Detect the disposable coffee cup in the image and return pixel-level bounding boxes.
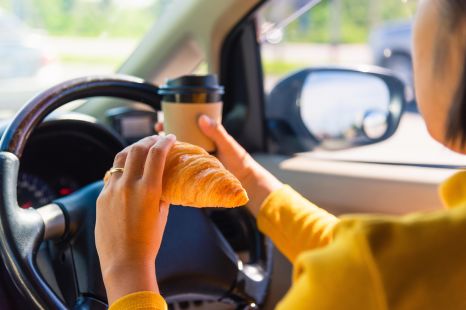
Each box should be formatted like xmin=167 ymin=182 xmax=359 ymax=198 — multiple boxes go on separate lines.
xmin=158 ymin=75 xmax=224 ymax=152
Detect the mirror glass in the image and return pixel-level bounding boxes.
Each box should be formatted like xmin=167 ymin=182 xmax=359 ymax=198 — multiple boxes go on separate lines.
xmin=300 ymin=71 xmax=390 ymax=148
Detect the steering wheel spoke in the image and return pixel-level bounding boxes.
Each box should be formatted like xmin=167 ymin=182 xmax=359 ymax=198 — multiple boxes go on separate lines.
xmin=36 ymin=204 xmax=65 ymax=241
xmin=0 ymin=152 xmax=66 ymax=309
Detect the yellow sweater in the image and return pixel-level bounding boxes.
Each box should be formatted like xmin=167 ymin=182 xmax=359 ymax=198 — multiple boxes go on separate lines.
xmin=110 ymin=171 xmax=466 ymax=310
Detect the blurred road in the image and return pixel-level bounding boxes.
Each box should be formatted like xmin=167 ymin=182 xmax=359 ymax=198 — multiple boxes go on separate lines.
xmin=0 ymin=38 xmax=138 ymax=118
xmin=262 ymin=43 xmax=372 ymax=92
xmin=310 ymin=112 xmax=466 ymax=166
xmin=262 ymin=43 xmax=372 ymax=66
xmin=49 ymin=37 xmax=138 ymax=59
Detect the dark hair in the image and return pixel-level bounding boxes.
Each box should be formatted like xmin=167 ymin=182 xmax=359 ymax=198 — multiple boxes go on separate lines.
xmin=443 ymin=0 xmax=466 ymax=144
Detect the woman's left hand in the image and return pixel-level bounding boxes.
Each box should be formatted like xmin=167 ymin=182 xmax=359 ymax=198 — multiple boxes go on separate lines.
xmin=95 ymin=134 xmax=176 ymax=305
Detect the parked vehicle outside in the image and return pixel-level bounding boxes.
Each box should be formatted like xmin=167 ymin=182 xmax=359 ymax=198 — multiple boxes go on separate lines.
xmin=0 ymin=2 xmax=153 ymax=119
xmin=369 ymin=20 xmax=415 ymax=104
xmin=0 ymin=9 xmax=59 ymax=118
xmin=0 ymin=9 xmax=56 ymax=79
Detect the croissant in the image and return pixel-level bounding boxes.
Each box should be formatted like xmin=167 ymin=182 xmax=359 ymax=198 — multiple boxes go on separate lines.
xmin=161 ymin=141 xmax=249 ymax=208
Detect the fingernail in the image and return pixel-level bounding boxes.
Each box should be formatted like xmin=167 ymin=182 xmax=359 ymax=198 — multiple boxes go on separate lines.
xmin=166 ymin=134 xmax=176 ymax=141
xmin=200 ymin=114 xmax=213 ymax=125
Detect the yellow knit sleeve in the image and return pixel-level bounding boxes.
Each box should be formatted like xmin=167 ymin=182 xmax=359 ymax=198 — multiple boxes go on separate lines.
xmin=275 ymin=222 xmax=385 ymax=310
xmin=257 ymin=185 xmax=339 ymax=263
xmin=109 ymin=291 xmax=167 ymax=310
xmin=439 ymin=170 xmax=466 ymax=209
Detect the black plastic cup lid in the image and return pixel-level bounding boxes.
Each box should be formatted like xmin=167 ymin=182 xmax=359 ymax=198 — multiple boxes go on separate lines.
xmin=158 ymin=74 xmax=224 ymax=95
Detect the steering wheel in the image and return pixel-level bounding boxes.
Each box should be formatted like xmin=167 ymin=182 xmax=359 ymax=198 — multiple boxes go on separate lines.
xmin=0 ymin=76 xmax=272 ymax=309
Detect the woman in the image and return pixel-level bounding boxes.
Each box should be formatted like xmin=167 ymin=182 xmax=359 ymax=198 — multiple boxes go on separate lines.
xmin=96 ymin=0 xmax=466 ymax=308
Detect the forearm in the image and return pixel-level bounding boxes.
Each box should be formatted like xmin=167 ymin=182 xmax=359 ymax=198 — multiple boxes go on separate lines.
xmin=103 ymin=262 xmax=159 ymax=305
xmin=257 ymin=185 xmax=339 ymax=263
xmin=241 ymin=161 xmax=284 ymax=217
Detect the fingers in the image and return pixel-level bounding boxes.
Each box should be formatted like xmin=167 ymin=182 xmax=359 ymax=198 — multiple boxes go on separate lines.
xmin=121 ymin=136 xmax=160 ymax=182
xmin=158 ymin=115 xmax=232 ymax=150
xmin=198 ymin=115 xmax=228 ymax=143
xmin=198 ymin=115 xmax=241 ymax=152
xmin=113 ymin=135 xmax=161 ymax=169
xmin=104 ymin=150 xmax=127 ymax=187
xmin=113 ymin=151 xmax=127 ymax=169
xmin=158 ymin=202 xmax=170 ymax=223
xmin=143 ymin=134 xmax=176 ymax=189
xmin=155 ymin=122 xmax=164 ymax=133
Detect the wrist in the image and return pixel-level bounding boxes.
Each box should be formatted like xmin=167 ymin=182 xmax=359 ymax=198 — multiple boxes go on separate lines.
xmin=241 ymin=163 xmax=283 ymax=217
xmin=102 ymin=261 xmax=159 ymax=305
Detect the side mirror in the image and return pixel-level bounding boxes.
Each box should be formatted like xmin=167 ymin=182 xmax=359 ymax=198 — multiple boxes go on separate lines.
xmin=266 ymin=67 xmax=406 ymax=154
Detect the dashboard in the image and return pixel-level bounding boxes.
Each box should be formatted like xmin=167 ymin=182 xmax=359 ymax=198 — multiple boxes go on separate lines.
xmin=13 ymin=115 xmax=125 ymax=209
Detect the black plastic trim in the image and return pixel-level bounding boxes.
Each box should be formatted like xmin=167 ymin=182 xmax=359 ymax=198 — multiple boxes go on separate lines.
xmin=220 ymin=1 xmax=268 ymax=153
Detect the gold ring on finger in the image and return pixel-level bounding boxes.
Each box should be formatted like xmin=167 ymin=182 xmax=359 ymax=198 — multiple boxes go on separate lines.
xmin=103 ymin=167 xmax=125 ymax=184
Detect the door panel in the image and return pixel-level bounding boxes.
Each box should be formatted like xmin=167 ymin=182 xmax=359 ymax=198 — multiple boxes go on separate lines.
xmin=254 ymin=154 xmax=456 ymax=216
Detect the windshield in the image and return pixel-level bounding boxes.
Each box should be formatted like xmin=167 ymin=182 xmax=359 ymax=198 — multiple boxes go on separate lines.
xmin=0 ymin=0 xmax=164 ymax=119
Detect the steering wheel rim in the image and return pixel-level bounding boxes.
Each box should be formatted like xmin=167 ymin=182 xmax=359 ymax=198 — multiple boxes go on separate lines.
xmin=0 ymin=75 xmax=272 ymax=309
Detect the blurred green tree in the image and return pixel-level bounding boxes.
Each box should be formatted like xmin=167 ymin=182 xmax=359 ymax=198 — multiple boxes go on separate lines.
xmin=285 ymin=0 xmax=417 ymax=43
xmin=1 ymin=0 xmax=160 ymax=37
xmin=1 ymin=0 xmax=416 ymax=41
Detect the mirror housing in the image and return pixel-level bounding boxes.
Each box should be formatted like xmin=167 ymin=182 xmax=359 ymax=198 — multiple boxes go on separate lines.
xmin=266 ymin=66 xmax=406 ymax=154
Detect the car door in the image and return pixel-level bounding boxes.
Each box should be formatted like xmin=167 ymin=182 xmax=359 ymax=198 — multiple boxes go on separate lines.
xmin=233 ymin=0 xmax=466 ymax=308
xmin=255 ymin=0 xmax=466 ymax=216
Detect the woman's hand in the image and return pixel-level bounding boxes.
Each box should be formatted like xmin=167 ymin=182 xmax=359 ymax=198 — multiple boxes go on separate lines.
xmin=95 ymin=134 xmax=176 ymax=305
xmin=157 ymin=116 xmax=282 ymax=216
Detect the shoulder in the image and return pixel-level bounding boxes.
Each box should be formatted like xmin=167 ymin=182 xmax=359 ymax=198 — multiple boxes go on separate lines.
xmin=292 ymin=208 xmax=466 ymax=309
xmin=281 ymin=228 xmax=386 ymax=309
xmin=335 ymin=207 xmax=466 ymax=253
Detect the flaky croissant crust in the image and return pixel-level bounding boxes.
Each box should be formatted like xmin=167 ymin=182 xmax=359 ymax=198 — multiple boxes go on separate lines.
xmin=161 ymin=141 xmax=249 ymax=208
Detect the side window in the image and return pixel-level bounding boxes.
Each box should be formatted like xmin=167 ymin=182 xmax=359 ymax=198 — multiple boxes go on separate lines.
xmin=259 ymin=0 xmax=466 ymax=166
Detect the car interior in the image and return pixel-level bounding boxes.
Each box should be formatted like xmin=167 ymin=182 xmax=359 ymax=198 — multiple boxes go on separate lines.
xmin=0 ymin=0 xmax=460 ymax=309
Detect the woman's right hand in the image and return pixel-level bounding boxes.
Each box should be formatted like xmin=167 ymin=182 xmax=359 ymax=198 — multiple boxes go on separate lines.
xmin=156 ymin=115 xmax=282 ymax=216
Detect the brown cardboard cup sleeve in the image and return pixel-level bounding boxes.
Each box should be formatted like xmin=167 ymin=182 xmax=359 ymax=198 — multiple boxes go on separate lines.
xmin=162 ymin=102 xmax=222 ymax=152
